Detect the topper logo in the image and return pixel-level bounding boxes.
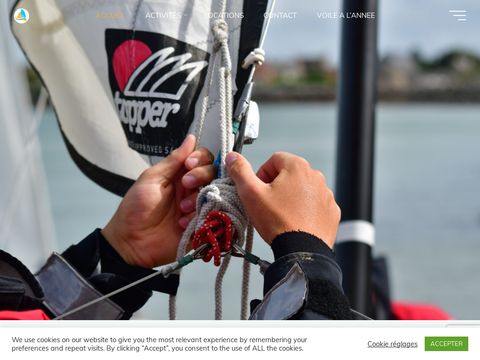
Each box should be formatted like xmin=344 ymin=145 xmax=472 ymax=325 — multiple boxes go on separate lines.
xmin=114 ymin=91 xmax=180 ymax=133
xmin=106 ymin=29 xmax=209 ymax=156
xmin=122 ymin=47 xmax=207 ymax=101
xmin=111 ymin=42 xmax=207 ymax=134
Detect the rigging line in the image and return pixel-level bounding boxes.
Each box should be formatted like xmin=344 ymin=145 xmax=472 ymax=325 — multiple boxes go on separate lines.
xmin=53 ymin=270 xmax=164 ymax=320
xmin=246 ymin=0 xmax=277 ymax=84
xmin=259 ymin=0 xmax=277 ymax=49
xmin=130 ymin=0 xmax=144 ymax=30
xmin=228 ymin=0 xmax=277 ymax=318
xmin=52 ymin=244 xmax=208 ymax=320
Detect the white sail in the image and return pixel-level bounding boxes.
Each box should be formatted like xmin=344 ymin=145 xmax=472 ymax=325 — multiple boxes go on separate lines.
xmin=0 ymin=1 xmax=55 ymax=270
xmin=11 ymin=0 xmax=269 ymax=196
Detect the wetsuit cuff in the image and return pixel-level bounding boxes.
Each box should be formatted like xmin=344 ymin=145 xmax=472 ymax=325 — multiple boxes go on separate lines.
xmin=98 ymin=229 xmax=179 ymax=295
xmin=271 ymin=231 xmax=335 ymax=261
xmin=62 ymin=229 xmax=179 ymax=295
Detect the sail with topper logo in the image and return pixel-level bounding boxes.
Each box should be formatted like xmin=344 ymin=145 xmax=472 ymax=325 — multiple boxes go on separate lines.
xmin=106 ymin=29 xmax=209 ymax=157
xmin=11 ymin=0 xmax=269 ymax=196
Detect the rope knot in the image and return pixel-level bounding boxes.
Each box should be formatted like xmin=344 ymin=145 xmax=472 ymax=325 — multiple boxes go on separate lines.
xmin=212 ymin=19 xmax=229 ymax=45
xmin=182 ymin=177 xmax=248 ymax=266
xmin=242 ymin=48 xmax=266 ymax=69
xmin=203 ymin=184 xmax=222 ymax=203
xmin=192 ymin=210 xmax=235 ymax=266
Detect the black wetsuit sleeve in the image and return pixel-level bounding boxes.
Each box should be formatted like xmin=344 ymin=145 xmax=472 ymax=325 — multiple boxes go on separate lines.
xmin=98 ymin=231 xmax=179 ymax=294
xmin=61 ymin=229 xmax=179 ymax=317
xmin=262 ymin=231 xmax=353 ymax=320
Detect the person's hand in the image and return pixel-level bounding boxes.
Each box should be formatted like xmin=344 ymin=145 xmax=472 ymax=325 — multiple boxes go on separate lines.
xmin=102 ymin=135 xmax=215 ymax=268
xmin=225 ymin=152 xmax=340 ymax=248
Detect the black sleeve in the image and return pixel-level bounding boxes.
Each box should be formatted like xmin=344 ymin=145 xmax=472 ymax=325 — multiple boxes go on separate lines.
xmin=61 ymin=229 xmax=179 ymax=317
xmin=261 ymin=231 xmax=354 ymax=320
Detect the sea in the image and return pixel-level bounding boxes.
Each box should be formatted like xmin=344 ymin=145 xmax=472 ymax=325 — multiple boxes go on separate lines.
xmin=38 ymin=103 xmax=480 ymax=320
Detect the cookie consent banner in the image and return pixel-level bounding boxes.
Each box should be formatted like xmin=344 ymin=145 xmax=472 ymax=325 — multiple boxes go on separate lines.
xmin=0 ymin=322 xmax=475 ymax=359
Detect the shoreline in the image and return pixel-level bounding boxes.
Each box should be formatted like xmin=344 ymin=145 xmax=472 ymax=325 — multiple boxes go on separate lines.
xmin=253 ymin=86 xmax=480 ymax=103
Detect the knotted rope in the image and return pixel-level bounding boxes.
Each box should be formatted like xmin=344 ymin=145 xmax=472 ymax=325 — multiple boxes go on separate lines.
xmin=175 ymin=178 xmax=252 ymax=320
xmin=242 ymin=48 xmax=265 ymax=69
xmin=192 ymin=210 xmax=234 ymax=267
xmin=169 ymin=2 xmax=255 ymax=321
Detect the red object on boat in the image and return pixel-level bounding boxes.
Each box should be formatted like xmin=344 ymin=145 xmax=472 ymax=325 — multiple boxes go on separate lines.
xmin=0 ymin=309 xmax=50 ymax=320
xmin=391 ymin=301 xmax=453 ymax=320
xmin=192 ymin=210 xmax=235 ymax=266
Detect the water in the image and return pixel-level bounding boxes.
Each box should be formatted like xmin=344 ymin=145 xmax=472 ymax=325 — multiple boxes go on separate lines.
xmin=38 ymin=103 xmax=480 ymax=320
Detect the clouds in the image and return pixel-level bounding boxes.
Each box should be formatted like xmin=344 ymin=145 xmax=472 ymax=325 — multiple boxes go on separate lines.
xmin=264 ymin=0 xmax=479 ymax=63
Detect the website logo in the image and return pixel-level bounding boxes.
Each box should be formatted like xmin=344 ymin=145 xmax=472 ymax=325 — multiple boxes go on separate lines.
xmin=106 ymin=29 xmax=209 ymax=156
xmin=13 ymin=8 xmax=29 ymax=24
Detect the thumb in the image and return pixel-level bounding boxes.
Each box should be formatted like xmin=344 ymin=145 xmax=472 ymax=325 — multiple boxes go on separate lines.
xmin=226 ymin=152 xmax=264 ymax=197
xmin=151 ymin=134 xmax=196 ymax=179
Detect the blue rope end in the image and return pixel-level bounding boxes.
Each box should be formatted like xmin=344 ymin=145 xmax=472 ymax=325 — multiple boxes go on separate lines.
xmin=214 ymin=152 xmax=222 ymax=178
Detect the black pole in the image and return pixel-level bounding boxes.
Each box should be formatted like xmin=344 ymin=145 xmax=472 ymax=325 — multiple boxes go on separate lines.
xmin=334 ymin=0 xmax=378 ymax=317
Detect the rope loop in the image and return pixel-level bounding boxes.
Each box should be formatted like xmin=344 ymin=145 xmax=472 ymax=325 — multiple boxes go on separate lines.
xmin=192 ymin=210 xmax=235 ymax=266
xmin=195 ymin=178 xmax=248 ymax=236
xmin=204 ymin=184 xmax=222 ymax=203
xmin=212 ymin=19 xmax=229 ymax=46
xmin=212 ymin=19 xmax=232 ymax=70
xmin=242 ymin=48 xmax=266 ymax=69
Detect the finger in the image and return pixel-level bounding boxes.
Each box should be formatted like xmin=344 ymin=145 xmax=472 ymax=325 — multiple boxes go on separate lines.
xmin=185 ymin=147 xmax=214 ymax=170
xmin=179 ymin=192 xmax=198 ymax=213
xmin=225 ymin=152 xmax=264 ymax=197
xmin=149 ymin=134 xmax=196 ymax=180
xmin=182 ymin=164 xmax=216 ymax=189
xmin=256 ymin=152 xmax=305 ymax=183
xmin=178 ymin=212 xmax=196 ymax=229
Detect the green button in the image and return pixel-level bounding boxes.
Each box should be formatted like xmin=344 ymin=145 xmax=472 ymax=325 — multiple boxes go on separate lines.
xmin=425 ymin=337 xmax=468 ymax=351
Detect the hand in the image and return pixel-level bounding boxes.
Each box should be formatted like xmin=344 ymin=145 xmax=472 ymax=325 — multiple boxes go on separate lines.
xmin=102 ymin=135 xmax=215 ymax=268
xmin=225 ymin=152 xmax=340 ymax=248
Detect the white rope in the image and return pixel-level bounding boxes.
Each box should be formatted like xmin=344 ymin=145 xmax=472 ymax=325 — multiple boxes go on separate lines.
xmin=173 ymin=179 xmax=253 ymax=320
xmin=168 ymin=295 xmax=176 ymax=320
xmin=169 ymin=0 xmax=255 ymax=320
xmin=241 ymin=225 xmax=254 ymax=319
xmin=242 ymin=48 xmax=265 ymax=69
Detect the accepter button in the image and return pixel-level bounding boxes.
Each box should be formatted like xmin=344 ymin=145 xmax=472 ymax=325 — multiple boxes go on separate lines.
xmin=424 ymin=337 xmax=468 ymax=351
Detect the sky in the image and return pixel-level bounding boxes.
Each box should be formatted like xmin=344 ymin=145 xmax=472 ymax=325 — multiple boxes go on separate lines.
xmin=263 ymin=0 xmax=479 ymax=64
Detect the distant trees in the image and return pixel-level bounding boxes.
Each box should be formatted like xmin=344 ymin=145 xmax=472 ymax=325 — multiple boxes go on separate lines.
xmin=412 ymin=50 xmax=480 ymax=74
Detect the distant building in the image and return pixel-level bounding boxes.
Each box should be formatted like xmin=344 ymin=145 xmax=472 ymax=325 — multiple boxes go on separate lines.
xmin=252 ymin=50 xmax=480 ymax=102
xmin=254 ymin=63 xmax=278 ymax=85
xmin=255 ymin=57 xmax=336 ymax=85
xmin=379 ymin=55 xmax=416 ymax=92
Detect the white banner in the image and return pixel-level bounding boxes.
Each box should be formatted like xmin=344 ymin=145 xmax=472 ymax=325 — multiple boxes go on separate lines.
xmin=0 ymin=321 xmax=478 ymax=359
